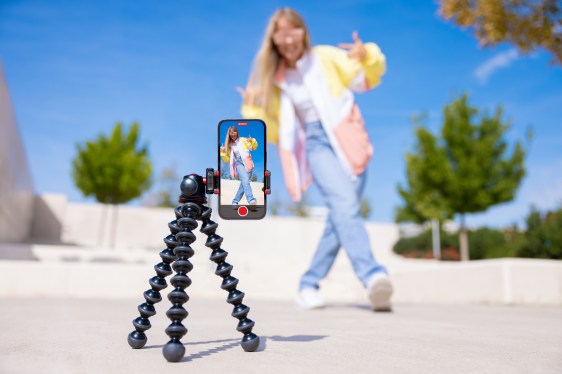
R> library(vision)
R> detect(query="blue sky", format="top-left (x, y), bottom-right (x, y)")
top-left (1, 0), bottom-right (561, 226)
top-left (219, 119), bottom-right (265, 179)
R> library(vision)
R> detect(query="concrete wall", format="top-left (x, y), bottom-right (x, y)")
top-left (3, 194), bottom-right (561, 305)
top-left (30, 193), bottom-right (66, 243)
top-left (0, 61), bottom-right (35, 242)
top-left (28, 194), bottom-right (401, 262)
top-left (1, 252), bottom-right (561, 306)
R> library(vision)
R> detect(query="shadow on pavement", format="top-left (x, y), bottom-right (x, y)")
top-left (325, 303), bottom-right (395, 313)
top-left (143, 334), bottom-right (327, 362)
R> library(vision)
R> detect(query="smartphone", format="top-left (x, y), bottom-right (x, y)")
top-left (218, 119), bottom-right (267, 220)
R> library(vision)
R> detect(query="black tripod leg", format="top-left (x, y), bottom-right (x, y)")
top-left (199, 205), bottom-right (260, 352)
top-left (162, 205), bottom-right (197, 362)
top-left (127, 221), bottom-right (179, 349)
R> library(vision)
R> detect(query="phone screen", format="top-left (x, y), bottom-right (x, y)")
top-left (218, 119), bottom-right (266, 220)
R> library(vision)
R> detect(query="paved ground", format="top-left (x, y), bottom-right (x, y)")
top-left (1, 298), bottom-right (561, 374)
top-left (220, 179), bottom-right (265, 205)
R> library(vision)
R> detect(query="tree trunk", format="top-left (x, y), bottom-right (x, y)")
top-left (109, 204), bottom-right (119, 249)
top-left (431, 218), bottom-right (441, 260)
top-left (98, 203), bottom-right (108, 247)
top-left (459, 213), bottom-right (469, 261)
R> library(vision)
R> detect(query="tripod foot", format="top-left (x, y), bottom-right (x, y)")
top-left (163, 340), bottom-right (186, 362)
top-left (241, 332), bottom-right (260, 352)
top-left (127, 331), bottom-right (147, 349)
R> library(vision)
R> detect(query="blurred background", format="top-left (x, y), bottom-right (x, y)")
top-left (0, 0), bottom-right (561, 304)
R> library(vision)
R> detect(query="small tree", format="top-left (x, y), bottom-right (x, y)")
top-left (360, 197), bottom-right (372, 219)
top-left (517, 206), bottom-right (562, 259)
top-left (72, 122), bottom-right (152, 246)
top-left (438, 0), bottom-right (562, 64)
top-left (397, 113), bottom-right (453, 225)
top-left (287, 192), bottom-right (309, 218)
top-left (269, 198), bottom-right (281, 216)
top-left (154, 166), bottom-right (179, 208)
top-left (397, 94), bottom-right (526, 260)
top-left (396, 113), bottom-right (455, 259)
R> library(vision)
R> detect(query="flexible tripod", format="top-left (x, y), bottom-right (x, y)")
top-left (127, 172), bottom-right (265, 362)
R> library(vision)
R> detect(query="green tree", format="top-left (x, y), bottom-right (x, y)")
top-left (395, 192), bottom-right (432, 224)
top-left (154, 166), bottom-right (179, 208)
top-left (397, 94), bottom-right (526, 260)
top-left (269, 198), bottom-right (282, 216)
top-left (517, 206), bottom-right (562, 259)
top-left (72, 122), bottom-right (152, 246)
top-left (438, 0), bottom-right (562, 64)
top-left (360, 197), bottom-right (372, 219)
top-left (396, 112), bottom-right (453, 226)
top-left (287, 192), bottom-right (309, 217)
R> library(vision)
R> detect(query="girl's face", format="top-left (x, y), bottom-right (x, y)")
top-left (273, 18), bottom-right (305, 68)
top-left (229, 128), bottom-right (239, 141)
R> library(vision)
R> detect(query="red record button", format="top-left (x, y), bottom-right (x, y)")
top-left (238, 206), bottom-right (249, 217)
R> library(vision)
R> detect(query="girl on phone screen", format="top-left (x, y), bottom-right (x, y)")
top-left (221, 126), bottom-right (258, 205)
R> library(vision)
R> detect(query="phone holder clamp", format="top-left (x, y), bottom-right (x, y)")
top-left (204, 168), bottom-right (271, 196)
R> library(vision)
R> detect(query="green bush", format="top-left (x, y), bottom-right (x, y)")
top-left (393, 207), bottom-right (562, 260)
top-left (393, 230), bottom-right (432, 256)
top-left (468, 227), bottom-right (515, 260)
top-left (393, 229), bottom-right (457, 259)
top-left (393, 226), bottom-right (518, 260)
top-left (517, 207), bottom-right (562, 259)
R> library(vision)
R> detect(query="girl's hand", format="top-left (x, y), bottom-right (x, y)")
top-left (245, 137), bottom-right (254, 148)
top-left (220, 146), bottom-right (225, 154)
top-left (338, 31), bottom-right (367, 62)
top-left (236, 86), bottom-right (261, 106)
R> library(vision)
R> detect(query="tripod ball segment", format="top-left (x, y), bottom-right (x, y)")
top-left (163, 341), bottom-right (186, 362)
top-left (241, 333), bottom-right (260, 352)
top-left (128, 331), bottom-right (147, 349)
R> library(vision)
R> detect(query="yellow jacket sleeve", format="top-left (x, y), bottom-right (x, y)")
top-left (240, 88), bottom-right (281, 144)
top-left (243, 137), bottom-right (258, 151)
top-left (316, 42), bottom-right (386, 92)
top-left (360, 42), bottom-right (386, 89)
top-left (220, 148), bottom-right (230, 163)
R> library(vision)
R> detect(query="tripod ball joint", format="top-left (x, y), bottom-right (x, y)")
top-left (179, 174), bottom-right (207, 204)
top-left (180, 175), bottom-right (198, 195)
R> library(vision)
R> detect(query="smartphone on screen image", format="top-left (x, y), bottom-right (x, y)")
top-left (218, 119), bottom-right (267, 220)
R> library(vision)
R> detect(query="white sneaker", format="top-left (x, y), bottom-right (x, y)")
top-left (249, 200), bottom-right (257, 205)
top-left (367, 273), bottom-right (393, 312)
top-left (295, 288), bottom-right (325, 309)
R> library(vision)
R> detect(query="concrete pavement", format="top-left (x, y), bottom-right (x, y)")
top-left (1, 297), bottom-right (561, 373)
top-left (219, 179), bottom-right (265, 205)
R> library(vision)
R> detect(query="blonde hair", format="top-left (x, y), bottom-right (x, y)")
top-left (224, 126), bottom-right (238, 157)
top-left (249, 8), bottom-right (311, 118)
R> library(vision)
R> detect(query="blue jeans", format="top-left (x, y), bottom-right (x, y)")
top-left (299, 121), bottom-right (387, 290)
top-left (232, 154), bottom-right (256, 204)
